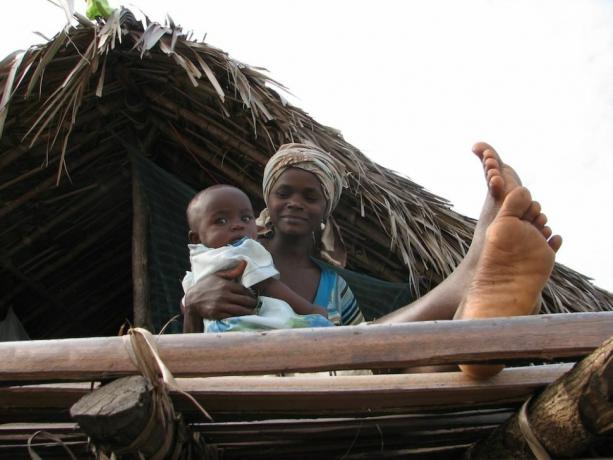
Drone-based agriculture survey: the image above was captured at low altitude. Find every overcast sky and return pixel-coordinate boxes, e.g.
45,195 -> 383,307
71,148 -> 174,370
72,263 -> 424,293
2,1 -> 612,293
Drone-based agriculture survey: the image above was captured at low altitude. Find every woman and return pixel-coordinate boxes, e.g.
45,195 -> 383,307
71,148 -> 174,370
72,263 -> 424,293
184,142 -> 507,328
183,143 -> 364,332
183,142 -> 561,379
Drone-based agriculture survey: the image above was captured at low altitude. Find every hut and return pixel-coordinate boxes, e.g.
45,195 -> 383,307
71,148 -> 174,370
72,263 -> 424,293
0,8 -> 612,459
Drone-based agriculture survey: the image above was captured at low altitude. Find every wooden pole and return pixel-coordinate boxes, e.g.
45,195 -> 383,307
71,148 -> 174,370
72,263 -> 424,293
0,313 -> 611,381
131,156 -> 153,331
0,364 -> 572,417
466,336 -> 613,459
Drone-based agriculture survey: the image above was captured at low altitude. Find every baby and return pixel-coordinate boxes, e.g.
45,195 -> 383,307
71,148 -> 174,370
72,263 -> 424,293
182,184 -> 332,332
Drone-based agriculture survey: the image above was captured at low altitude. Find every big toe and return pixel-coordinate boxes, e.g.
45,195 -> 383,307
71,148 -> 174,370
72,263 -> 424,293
472,142 -> 497,157
499,187 -> 532,219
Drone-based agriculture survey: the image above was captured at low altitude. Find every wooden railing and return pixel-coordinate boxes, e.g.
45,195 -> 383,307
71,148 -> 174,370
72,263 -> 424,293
1,312 -> 612,381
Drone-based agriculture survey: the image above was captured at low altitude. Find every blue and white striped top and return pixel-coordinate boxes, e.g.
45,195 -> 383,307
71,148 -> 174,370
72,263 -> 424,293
314,265 -> 364,326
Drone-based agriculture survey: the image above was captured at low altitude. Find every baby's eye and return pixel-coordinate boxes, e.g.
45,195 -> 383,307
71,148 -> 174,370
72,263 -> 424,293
214,217 -> 228,225
241,215 -> 253,223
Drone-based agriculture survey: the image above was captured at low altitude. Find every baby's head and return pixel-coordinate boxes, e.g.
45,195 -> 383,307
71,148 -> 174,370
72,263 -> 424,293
187,185 -> 257,248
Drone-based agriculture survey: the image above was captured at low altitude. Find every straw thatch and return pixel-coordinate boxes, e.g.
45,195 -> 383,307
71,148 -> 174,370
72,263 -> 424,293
1,8 -> 612,339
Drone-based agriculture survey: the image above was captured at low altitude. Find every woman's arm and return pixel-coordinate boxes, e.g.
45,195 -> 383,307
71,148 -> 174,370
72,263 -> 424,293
257,278 -> 328,317
182,264 -> 258,333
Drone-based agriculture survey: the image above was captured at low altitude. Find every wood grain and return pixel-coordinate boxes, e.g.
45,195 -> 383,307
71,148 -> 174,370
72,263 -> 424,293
0,313 -> 610,381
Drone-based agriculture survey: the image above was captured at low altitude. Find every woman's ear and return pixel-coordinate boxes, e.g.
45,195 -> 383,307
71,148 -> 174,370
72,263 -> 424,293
188,230 -> 200,244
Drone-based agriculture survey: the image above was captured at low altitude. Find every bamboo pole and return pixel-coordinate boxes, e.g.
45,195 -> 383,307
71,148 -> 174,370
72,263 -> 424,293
0,313 -> 611,382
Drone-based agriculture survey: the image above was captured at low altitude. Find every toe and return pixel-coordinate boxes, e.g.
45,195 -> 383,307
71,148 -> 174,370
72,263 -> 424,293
548,235 -> 563,252
522,201 -> 542,222
473,142 -> 495,156
499,187 -> 532,218
484,157 -> 500,173
488,175 -> 505,199
532,212 -> 547,229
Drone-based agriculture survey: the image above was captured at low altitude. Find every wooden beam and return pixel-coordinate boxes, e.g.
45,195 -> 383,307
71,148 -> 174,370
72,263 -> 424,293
131,155 -> 153,331
0,313 -> 610,382
467,336 -> 613,459
70,376 -> 184,458
0,365 -> 571,416
171,364 -> 571,415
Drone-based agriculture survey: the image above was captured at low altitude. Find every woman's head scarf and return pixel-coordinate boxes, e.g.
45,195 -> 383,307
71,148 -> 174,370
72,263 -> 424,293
262,143 -> 346,219
258,143 -> 348,266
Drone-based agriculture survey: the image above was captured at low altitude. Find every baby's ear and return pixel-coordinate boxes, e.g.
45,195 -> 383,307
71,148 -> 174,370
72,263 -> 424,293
188,231 -> 200,244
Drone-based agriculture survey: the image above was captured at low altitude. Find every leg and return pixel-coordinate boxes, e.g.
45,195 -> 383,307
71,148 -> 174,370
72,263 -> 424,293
375,143 -> 521,324
457,187 -> 562,378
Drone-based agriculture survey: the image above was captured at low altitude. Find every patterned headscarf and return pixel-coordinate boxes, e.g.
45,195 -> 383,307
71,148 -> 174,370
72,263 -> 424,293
258,143 -> 348,266
262,143 -> 346,219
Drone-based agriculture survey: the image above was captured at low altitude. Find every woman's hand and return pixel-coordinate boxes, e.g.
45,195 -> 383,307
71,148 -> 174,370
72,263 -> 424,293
183,262 -> 257,332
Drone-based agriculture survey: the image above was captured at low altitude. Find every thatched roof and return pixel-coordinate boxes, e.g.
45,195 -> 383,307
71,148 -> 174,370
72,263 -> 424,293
1,8 -> 612,339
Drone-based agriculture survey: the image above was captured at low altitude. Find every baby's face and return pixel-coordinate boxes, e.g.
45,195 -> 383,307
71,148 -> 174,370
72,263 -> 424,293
193,187 -> 258,248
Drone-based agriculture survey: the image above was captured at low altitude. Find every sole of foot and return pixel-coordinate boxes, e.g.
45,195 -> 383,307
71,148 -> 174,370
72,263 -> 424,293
458,186 -> 562,378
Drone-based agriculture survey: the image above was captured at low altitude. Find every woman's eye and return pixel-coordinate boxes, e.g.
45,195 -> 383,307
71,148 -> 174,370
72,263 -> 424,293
275,191 -> 290,198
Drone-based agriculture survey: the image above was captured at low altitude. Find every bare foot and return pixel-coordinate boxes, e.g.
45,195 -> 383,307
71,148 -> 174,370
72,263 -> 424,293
473,142 -> 522,203
469,143 -> 522,253
473,145 -> 553,242
457,187 -> 562,378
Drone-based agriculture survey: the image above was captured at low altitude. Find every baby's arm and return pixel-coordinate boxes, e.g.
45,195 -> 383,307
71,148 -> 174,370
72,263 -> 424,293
256,278 -> 328,318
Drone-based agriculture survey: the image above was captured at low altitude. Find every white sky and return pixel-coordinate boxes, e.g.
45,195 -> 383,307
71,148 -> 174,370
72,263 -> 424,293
2,0 -> 612,293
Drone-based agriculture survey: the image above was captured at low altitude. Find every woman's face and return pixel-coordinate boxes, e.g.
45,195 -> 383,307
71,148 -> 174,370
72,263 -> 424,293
268,168 -> 326,237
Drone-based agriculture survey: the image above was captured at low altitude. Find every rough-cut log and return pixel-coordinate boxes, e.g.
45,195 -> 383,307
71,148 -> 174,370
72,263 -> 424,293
70,376 -> 182,458
0,313 -> 611,381
466,337 -> 613,459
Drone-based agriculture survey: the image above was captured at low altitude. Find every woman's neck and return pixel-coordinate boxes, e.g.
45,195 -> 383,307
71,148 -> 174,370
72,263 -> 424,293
267,233 -> 314,267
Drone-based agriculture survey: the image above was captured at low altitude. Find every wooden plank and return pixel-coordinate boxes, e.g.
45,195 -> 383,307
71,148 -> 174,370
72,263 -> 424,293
0,365 -> 570,418
0,313 -> 610,381
172,364 -> 571,414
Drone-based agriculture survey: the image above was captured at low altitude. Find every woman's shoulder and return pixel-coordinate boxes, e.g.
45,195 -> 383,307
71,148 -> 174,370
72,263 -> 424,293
311,259 -> 353,296
311,258 -> 346,277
